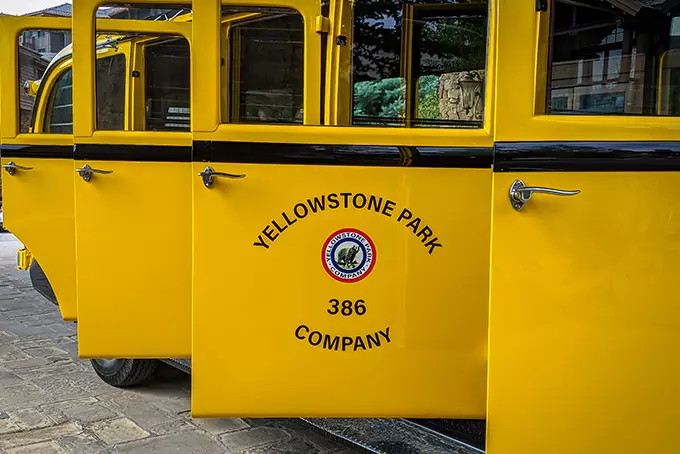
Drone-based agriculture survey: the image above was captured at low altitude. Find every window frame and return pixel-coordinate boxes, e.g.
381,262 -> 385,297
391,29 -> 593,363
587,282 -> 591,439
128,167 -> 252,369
71,0 -> 192,147
191,0 -> 496,148
494,0 -> 680,143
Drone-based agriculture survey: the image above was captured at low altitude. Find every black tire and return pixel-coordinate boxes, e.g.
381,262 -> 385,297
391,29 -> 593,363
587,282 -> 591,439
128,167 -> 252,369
90,359 -> 158,387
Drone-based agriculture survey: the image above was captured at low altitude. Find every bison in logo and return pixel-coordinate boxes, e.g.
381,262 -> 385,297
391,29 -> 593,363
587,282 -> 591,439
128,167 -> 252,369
337,245 -> 360,270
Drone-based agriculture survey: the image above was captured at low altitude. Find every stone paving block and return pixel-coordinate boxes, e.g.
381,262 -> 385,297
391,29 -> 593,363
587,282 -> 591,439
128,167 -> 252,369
0,422 -> 81,449
0,382 -> 52,411
7,408 -> 54,430
89,417 -> 149,445
30,374 -> 91,402
0,345 -> 31,362
97,393 -> 180,430
6,440 -> 65,454
114,430 -> 227,454
0,417 -> 21,435
22,346 -> 69,359
0,369 -> 23,387
192,417 -> 250,435
0,331 -> 19,344
41,397 -> 117,425
146,418 -> 196,436
55,431 -> 112,454
220,426 -> 292,452
1,357 -> 51,371
16,362 -> 86,381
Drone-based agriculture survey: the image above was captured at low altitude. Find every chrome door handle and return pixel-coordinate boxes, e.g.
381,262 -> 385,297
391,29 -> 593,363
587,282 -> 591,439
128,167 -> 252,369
510,179 -> 580,211
198,166 -> 245,188
76,164 -> 113,182
2,161 -> 33,176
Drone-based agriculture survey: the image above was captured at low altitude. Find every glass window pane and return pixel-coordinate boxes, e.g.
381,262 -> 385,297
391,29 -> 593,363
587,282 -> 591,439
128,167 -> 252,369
351,0 -> 488,129
548,0 -> 680,116
223,8 -> 304,125
96,54 -> 126,130
44,69 -> 73,134
144,38 -> 191,131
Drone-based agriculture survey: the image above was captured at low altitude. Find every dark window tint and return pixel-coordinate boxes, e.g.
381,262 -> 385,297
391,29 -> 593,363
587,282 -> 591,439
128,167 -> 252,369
548,0 -> 680,116
145,38 -> 191,131
225,8 -> 304,124
352,0 -> 488,128
44,68 -> 73,134
96,54 -> 126,130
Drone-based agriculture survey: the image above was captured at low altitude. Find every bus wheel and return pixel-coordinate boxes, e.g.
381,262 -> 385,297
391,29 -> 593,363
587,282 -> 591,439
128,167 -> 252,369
90,359 -> 158,387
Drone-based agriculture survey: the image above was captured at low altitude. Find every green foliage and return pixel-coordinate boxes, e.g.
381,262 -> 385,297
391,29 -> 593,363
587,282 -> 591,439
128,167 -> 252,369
353,77 -> 405,118
417,75 -> 441,119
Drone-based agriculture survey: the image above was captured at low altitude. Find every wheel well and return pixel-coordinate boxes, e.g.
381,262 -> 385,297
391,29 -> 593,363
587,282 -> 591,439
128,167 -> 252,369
29,259 -> 58,306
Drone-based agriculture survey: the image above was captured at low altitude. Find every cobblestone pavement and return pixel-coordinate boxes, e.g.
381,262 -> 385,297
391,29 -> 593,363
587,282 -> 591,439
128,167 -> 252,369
0,234 -> 358,454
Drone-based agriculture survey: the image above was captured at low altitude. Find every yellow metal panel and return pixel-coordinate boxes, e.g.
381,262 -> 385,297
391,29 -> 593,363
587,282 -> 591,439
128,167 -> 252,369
192,163 -> 491,417
74,161 -> 192,358
487,172 -> 680,453
0,155 -> 77,321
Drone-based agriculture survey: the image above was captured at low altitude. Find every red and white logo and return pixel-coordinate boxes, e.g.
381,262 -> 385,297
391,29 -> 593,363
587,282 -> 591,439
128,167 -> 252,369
322,228 -> 376,283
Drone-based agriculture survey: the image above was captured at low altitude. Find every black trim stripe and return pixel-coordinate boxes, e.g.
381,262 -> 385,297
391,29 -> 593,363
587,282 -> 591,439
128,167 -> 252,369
193,141 -> 494,168
6,141 -> 680,172
74,144 -> 192,162
494,141 -> 680,172
1,144 -> 72,159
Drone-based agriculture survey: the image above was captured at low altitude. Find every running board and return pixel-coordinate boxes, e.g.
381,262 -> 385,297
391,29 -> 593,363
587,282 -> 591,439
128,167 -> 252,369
161,359 -> 485,453
300,418 -> 484,454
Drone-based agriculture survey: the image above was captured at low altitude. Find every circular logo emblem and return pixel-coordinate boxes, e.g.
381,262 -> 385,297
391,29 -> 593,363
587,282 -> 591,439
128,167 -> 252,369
322,228 -> 376,283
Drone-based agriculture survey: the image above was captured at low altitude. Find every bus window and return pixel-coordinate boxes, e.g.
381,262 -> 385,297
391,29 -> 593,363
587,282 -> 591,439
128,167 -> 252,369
351,0 -> 488,128
43,55 -> 127,134
44,69 -> 73,134
144,38 -> 191,131
547,0 -> 680,116
96,54 -> 126,130
222,7 -> 304,124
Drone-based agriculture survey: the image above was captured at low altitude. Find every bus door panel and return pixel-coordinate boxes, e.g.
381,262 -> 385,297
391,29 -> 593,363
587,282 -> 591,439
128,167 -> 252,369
487,2 -> 680,453
190,0 -> 493,417
71,2 -> 193,358
0,16 -> 77,321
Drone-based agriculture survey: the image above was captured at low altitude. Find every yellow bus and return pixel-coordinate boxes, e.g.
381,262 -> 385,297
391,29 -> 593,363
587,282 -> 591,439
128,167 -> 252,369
2,0 -> 680,452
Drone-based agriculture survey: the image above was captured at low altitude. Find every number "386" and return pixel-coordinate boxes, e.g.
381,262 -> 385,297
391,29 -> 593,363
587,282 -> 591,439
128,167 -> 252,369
328,299 -> 366,316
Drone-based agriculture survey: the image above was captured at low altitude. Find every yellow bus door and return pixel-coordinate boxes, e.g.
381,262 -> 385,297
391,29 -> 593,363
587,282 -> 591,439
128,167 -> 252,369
191,0 -> 494,417
0,16 -> 78,321
487,2 -> 680,453
71,1 -> 193,358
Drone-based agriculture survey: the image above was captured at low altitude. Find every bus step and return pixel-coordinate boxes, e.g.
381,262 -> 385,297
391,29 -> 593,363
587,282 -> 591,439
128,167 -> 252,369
299,418 -> 484,454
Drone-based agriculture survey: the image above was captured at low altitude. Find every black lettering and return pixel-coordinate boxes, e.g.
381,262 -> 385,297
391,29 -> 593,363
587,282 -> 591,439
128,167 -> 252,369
353,193 -> 367,209
295,325 -> 309,340
340,192 -> 352,208
366,332 -> 381,349
309,331 -> 322,346
382,200 -> 396,217
323,334 -> 340,351
417,226 -> 433,243
282,211 -> 297,226
328,193 -> 340,209
342,336 -> 353,351
294,203 -> 309,219
425,237 -> 443,255
405,217 -> 421,234
263,225 -> 278,242
253,235 -> 269,249
272,219 -> 287,234
378,327 -> 391,343
397,208 -> 412,222
307,196 -> 326,213
368,195 -> 383,213
354,336 -> 367,351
